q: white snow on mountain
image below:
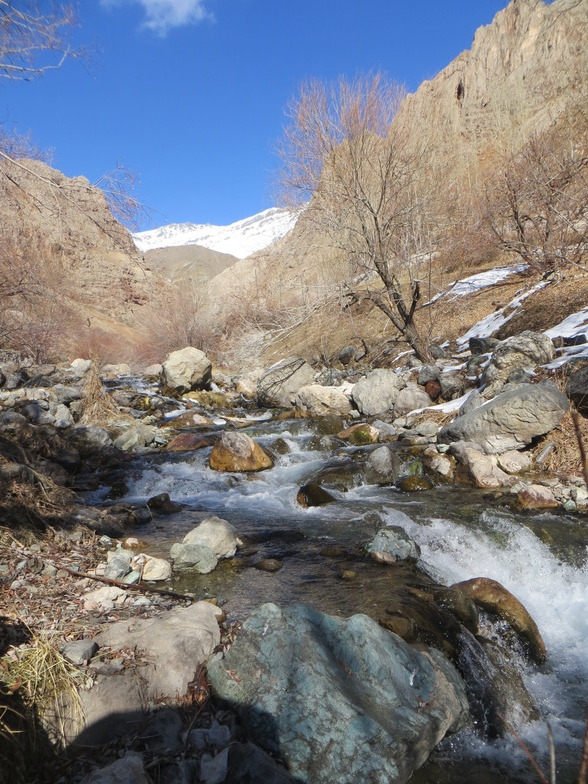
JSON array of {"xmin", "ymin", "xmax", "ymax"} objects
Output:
[{"xmin": 133, "ymin": 206, "xmax": 301, "ymax": 259}]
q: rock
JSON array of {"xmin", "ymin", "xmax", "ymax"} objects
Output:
[
  {"xmin": 222, "ymin": 742, "xmax": 298, "ymax": 784},
  {"xmin": 170, "ymin": 542, "xmax": 218, "ymax": 573},
  {"xmin": 254, "ymin": 559, "xmax": 283, "ymax": 572},
  {"xmin": 113, "ymin": 424, "xmax": 162, "ymax": 452},
  {"xmin": 147, "ymin": 492, "xmax": 182, "ymax": 514},
  {"xmin": 95, "ymin": 601, "xmax": 222, "ymax": 698},
  {"xmin": 469, "ymin": 336, "xmax": 501, "ymax": 355},
  {"xmin": 207, "ymin": 603, "xmax": 468, "ymax": 784},
  {"xmin": 143, "ymin": 708, "xmax": 183, "ymax": 753},
  {"xmin": 496, "ymin": 450, "xmax": 533, "ymax": 474},
  {"xmin": 424, "ymin": 379, "xmax": 442, "ymax": 401},
  {"xmin": 517, "ymin": 483, "xmax": 559, "ymax": 509},
  {"xmin": 439, "ymin": 381, "xmax": 568, "ymax": 454},
  {"xmin": 367, "ymin": 527, "xmax": 421, "ymax": 562},
  {"xmin": 397, "ymin": 475, "xmax": 432, "ymax": 492},
  {"xmin": 351, "ymin": 369, "xmax": 406, "ymax": 416},
  {"xmin": 293, "ymin": 383, "xmax": 352, "ymax": 416},
  {"xmin": 83, "ymin": 586, "xmax": 127, "ymax": 612},
  {"xmin": 257, "ymin": 357, "xmax": 315, "ymax": 407},
  {"xmin": 297, "ymin": 482, "xmax": 337, "ymax": 507},
  {"xmin": 133, "ymin": 555, "xmax": 172, "ymax": 581},
  {"xmin": 62, "ymin": 640, "xmax": 99, "ymax": 666},
  {"xmin": 235, "ymin": 374, "xmax": 259, "ymax": 399},
  {"xmin": 450, "ymin": 442, "xmax": 513, "ymax": 488},
  {"xmin": 337, "ymin": 422, "xmax": 379, "ymax": 445},
  {"xmin": 365, "ymin": 446, "xmax": 402, "ymax": 485},
  {"xmin": 81, "ymin": 752, "xmax": 149, "ymax": 784},
  {"xmin": 394, "ymin": 382, "xmax": 433, "ymax": 415},
  {"xmin": 429, "ymin": 454, "xmax": 455, "ymax": 478},
  {"xmin": 162, "ymin": 347, "xmax": 212, "ymax": 393},
  {"xmin": 484, "ymin": 331, "xmax": 555, "ymax": 390},
  {"xmin": 439, "ymin": 372, "xmax": 468, "ymax": 401},
  {"xmin": 103, "ymin": 556, "xmax": 132, "ymax": 581},
  {"xmin": 418, "ymin": 364, "xmax": 441, "ymax": 385},
  {"xmin": 182, "ymin": 516, "xmax": 238, "ymax": 558},
  {"xmin": 209, "ymin": 432, "xmax": 273, "ymax": 472},
  {"xmin": 451, "ymin": 578, "xmax": 546, "ymax": 664},
  {"xmin": 166, "ymin": 432, "xmax": 213, "ymax": 452},
  {"xmin": 71, "ymin": 358, "xmax": 93, "ymax": 376},
  {"xmin": 566, "ymin": 366, "xmax": 588, "ymax": 416}
]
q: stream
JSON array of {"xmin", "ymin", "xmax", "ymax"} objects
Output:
[{"xmin": 97, "ymin": 391, "xmax": 588, "ymax": 783}]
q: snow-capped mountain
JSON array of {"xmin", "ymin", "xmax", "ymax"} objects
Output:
[{"xmin": 133, "ymin": 206, "xmax": 300, "ymax": 259}]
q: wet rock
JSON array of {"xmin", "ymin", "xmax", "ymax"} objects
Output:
[
  {"xmin": 257, "ymin": 357, "xmax": 315, "ymax": 407},
  {"xmin": 351, "ymin": 368, "xmax": 406, "ymax": 416},
  {"xmin": 294, "ymin": 383, "xmax": 352, "ymax": 416},
  {"xmin": 207, "ymin": 603, "xmax": 468, "ymax": 784},
  {"xmin": 254, "ymin": 559, "xmax": 283, "ymax": 572},
  {"xmin": 338, "ymin": 422, "xmax": 379, "ymax": 445},
  {"xmin": 365, "ymin": 446, "xmax": 402, "ymax": 485},
  {"xmin": 209, "ymin": 432, "xmax": 273, "ymax": 472},
  {"xmin": 297, "ymin": 482, "xmax": 337, "ymax": 507},
  {"xmin": 397, "ymin": 475, "xmax": 432, "ymax": 492},
  {"xmin": 439, "ymin": 381, "xmax": 568, "ymax": 454},
  {"xmin": 161, "ymin": 347, "xmax": 212, "ymax": 393},
  {"xmin": 166, "ymin": 432, "xmax": 213, "ymax": 452},
  {"xmin": 394, "ymin": 382, "xmax": 433, "ymax": 416},
  {"xmin": 379, "ymin": 614, "xmax": 417, "ymax": 641},
  {"xmin": 182, "ymin": 516, "xmax": 238, "ymax": 559},
  {"xmin": 147, "ymin": 492, "xmax": 182, "ymax": 514},
  {"xmin": 451, "ymin": 577, "xmax": 546, "ymax": 664},
  {"xmin": 367, "ymin": 527, "xmax": 421, "ymax": 562},
  {"xmin": 517, "ymin": 483, "xmax": 559, "ymax": 509}
]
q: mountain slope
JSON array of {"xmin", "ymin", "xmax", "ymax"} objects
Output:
[{"xmin": 133, "ymin": 207, "xmax": 300, "ymax": 259}]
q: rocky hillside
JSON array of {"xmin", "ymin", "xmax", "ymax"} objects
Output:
[
  {"xmin": 200, "ymin": 0, "xmax": 588, "ymax": 368},
  {"xmin": 0, "ymin": 155, "xmax": 173, "ymax": 351}
]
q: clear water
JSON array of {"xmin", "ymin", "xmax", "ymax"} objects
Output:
[{"xmin": 117, "ymin": 413, "xmax": 588, "ymax": 783}]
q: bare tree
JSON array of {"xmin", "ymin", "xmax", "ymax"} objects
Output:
[
  {"xmin": 276, "ymin": 73, "xmax": 435, "ymax": 361},
  {"xmin": 0, "ymin": 1, "xmax": 78, "ymax": 81},
  {"xmin": 485, "ymin": 117, "xmax": 588, "ymax": 277}
]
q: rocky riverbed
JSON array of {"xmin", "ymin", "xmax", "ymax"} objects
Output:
[{"xmin": 1, "ymin": 335, "xmax": 588, "ymax": 783}]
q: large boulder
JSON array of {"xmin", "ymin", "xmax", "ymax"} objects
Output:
[
  {"xmin": 207, "ymin": 603, "xmax": 468, "ymax": 784},
  {"xmin": 181, "ymin": 516, "xmax": 238, "ymax": 558},
  {"xmin": 161, "ymin": 347, "xmax": 212, "ymax": 393},
  {"xmin": 364, "ymin": 445, "xmax": 402, "ymax": 485},
  {"xmin": 438, "ymin": 381, "xmax": 568, "ymax": 454},
  {"xmin": 351, "ymin": 369, "xmax": 406, "ymax": 416},
  {"xmin": 566, "ymin": 365, "xmax": 588, "ymax": 416},
  {"xmin": 209, "ymin": 432, "xmax": 273, "ymax": 472},
  {"xmin": 293, "ymin": 383, "xmax": 352, "ymax": 416},
  {"xmin": 484, "ymin": 331, "xmax": 555, "ymax": 391},
  {"xmin": 257, "ymin": 357, "xmax": 315, "ymax": 407}
]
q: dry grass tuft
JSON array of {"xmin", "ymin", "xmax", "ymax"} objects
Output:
[
  {"xmin": 78, "ymin": 364, "xmax": 132, "ymax": 426},
  {"xmin": 533, "ymin": 409, "xmax": 588, "ymax": 479}
]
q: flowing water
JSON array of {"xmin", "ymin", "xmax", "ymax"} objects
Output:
[{"xmin": 110, "ymin": 402, "xmax": 588, "ymax": 783}]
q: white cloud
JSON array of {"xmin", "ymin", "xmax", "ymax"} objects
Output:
[{"xmin": 102, "ymin": 0, "xmax": 213, "ymax": 36}]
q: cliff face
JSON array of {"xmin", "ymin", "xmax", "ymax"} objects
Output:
[
  {"xmin": 205, "ymin": 0, "xmax": 587, "ymax": 324},
  {"xmin": 0, "ymin": 156, "xmax": 171, "ymax": 328},
  {"xmin": 394, "ymin": 0, "xmax": 588, "ymax": 170}
]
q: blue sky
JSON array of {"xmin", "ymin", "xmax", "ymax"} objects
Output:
[{"xmin": 1, "ymin": 0, "xmax": 508, "ymax": 229}]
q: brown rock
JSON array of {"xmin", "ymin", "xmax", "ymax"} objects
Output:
[
  {"xmin": 254, "ymin": 559, "xmax": 283, "ymax": 573},
  {"xmin": 166, "ymin": 433, "xmax": 213, "ymax": 452},
  {"xmin": 452, "ymin": 577, "xmax": 546, "ymax": 664},
  {"xmin": 337, "ymin": 423, "xmax": 379, "ymax": 445},
  {"xmin": 209, "ymin": 432, "xmax": 273, "ymax": 472},
  {"xmin": 425, "ymin": 380, "xmax": 442, "ymax": 401},
  {"xmin": 517, "ymin": 484, "xmax": 558, "ymax": 509},
  {"xmin": 297, "ymin": 482, "xmax": 337, "ymax": 507}
]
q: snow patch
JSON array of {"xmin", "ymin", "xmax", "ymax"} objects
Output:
[{"xmin": 133, "ymin": 207, "xmax": 301, "ymax": 259}]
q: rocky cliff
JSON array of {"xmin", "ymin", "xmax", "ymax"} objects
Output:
[{"xmin": 0, "ymin": 155, "xmax": 171, "ymax": 330}]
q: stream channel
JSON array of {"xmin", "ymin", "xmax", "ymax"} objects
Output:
[{"xmin": 94, "ymin": 381, "xmax": 588, "ymax": 783}]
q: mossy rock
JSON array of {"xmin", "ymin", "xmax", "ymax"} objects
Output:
[{"xmin": 397, "ymin": 475, "xmax": 432, "ymax": 492}]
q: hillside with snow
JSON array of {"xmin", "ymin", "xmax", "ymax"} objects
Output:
[{"xmin": 133, "ymin": 206, "xmax": 301, "ymax": 259}]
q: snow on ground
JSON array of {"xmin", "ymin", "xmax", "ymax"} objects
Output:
[
  {"xmin": 133, "ymin": 207, "xmax": 301, "ymax": 259},
  {"xmin": 425, "ymin": 264, "xmax": 526, "ymax": 305},
  {"xmin": 456, "ymin": 280, "xmax": 549, "ymax": 349}
]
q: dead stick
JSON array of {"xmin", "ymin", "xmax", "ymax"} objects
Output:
[{"xmin": 59, "ymin": 565, "xmax": 195, "ymax": 601}]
